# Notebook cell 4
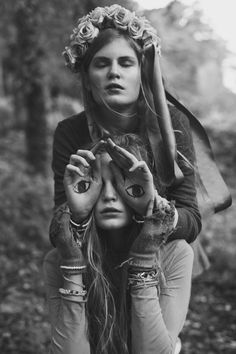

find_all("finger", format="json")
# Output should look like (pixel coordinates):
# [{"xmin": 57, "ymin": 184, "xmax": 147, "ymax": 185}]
[
  {"xmin": 91, "ymin": 154, "xmax": 102, "ymax": 181},
  {"xmin": 65, "ymin": 164, "xmax": 85, "ymax": 177},
  {"xmin": 129, "ymin": 160, "xmax": 150, "ymax": 174},
  {"xmin": 75, "ymin": 149, "xmax": 96, "ymax": 162},
  {"xmin": 146, "ymin": 198, "xmax": 155, "ymax": 217},
  {"xmin": 106, "ymin": 141, "xmax": 136, "ymax": 170},
  {"xmin": 107, "ymin": 138, "xmax": 137, "ymax": 162},
  {"xmin": 70, "ymin": 154, "xmax": 90, "ymax": 167},
  {"xmin": 90, "ymin": 140, "xmax": 105, "ymax": 155},
  {"xmin": 107, "ymin": 148, "xmax": 131, "ymax": 170}
]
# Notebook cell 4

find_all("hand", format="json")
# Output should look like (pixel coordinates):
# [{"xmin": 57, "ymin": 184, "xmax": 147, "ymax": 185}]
[
  {"xmin": 49, "ymin": 203, "xmax": 85, "ymax": 269},
  {"xmin": 106, "ymin": 138, "xmax": 155, "ymax": 216},
  {"xmin": 128, "ymin": 192, "xmax": 176, "ymax": 270},
  {"xmin": 63, "ymin": 141, "xmax": 104, "ymax": 222}
]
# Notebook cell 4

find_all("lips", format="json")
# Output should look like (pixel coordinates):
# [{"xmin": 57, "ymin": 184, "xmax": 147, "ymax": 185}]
[
  {"xmin": 101, "ymin": 207, "xmax": 122, "ymax": 214},
  {"xmin": 106, "ymin": 83, "xmax": 124, "ymax": 90}
]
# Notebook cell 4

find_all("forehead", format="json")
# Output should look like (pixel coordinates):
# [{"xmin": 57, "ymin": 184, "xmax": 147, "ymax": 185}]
[{"xmin": 92, "ymin": 37, "xmax": 138, "ymax": 60}]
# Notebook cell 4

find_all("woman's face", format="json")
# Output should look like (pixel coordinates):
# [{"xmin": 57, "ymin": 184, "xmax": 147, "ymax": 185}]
[
  {"xmin": 87, "ymin": 37, "xmax": 141, "ymax": 113},
  {"xmin": 94, "ymin": 152, "xmax": 133, "ymax": 230}
]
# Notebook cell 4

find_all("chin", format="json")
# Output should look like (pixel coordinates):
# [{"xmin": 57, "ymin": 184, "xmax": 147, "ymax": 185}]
[{"xmin": 96, "ymin": 219, "xmax": 130, "ymax": 230}]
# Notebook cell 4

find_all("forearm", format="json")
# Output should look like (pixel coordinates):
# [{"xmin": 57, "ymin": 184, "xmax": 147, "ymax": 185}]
[
  {"xmin": 130, "ymin": 240, "xmax": 193, "ymax": 354},
  {"xmin": 49, "ymin": 297, "xmax": 90, "ymax": 354},
  {"xmin": 44, "ymin": 251, "xmax": 90, "ymax": 354},
  {"xmin": 131, "ymin": 286, "xmax": 174, "ymax": 354}
]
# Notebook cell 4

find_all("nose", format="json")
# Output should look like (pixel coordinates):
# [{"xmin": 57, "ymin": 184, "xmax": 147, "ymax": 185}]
[
  {"xmin": 107, "ymin": 61, "xmax": 120, "ymax": 79},
  {"xmin": 102, "ymin": 181, "xmax": 117, "ymax": 201}
]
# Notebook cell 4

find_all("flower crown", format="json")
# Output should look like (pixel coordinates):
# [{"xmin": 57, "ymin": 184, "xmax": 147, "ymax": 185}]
[{"xmin": 63, "ymin": 4, "xmax": 161, "ymax": 73}]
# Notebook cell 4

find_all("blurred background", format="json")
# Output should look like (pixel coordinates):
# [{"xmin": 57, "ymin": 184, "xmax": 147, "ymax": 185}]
[{"xmin": 0, "ymin": 0, "xmax": 235, "ymax": 353}]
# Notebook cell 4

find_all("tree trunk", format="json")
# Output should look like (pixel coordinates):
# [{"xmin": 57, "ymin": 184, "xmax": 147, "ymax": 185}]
[{"xmin": 14, "ymin": 0, "xmax": 48, "ymax": 175}]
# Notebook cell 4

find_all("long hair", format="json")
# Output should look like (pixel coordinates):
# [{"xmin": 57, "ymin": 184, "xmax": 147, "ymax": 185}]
[{"xmin": 82, "ymin": 134, "xmax": 151, "ymax": 354}]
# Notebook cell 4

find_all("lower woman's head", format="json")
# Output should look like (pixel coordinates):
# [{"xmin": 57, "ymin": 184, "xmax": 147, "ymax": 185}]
[
  {"xmin": 93, "ymin": 149, "xmax": 133, "ymax": 230},
  {"xmin": 93, "ymin": 134, "xmax": 151, "ymax": 231}
]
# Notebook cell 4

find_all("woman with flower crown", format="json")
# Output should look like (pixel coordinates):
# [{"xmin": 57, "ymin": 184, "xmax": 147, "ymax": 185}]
[{"xmin": 43, "ymin": 4, "xmax": 231, "ymax": 354}]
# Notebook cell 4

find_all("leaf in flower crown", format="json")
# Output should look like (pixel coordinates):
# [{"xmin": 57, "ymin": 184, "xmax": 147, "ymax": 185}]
[
  {"xmin": 142, "ymin": 30, "xmax": 161, "ymax": 51},
  {"xmin": 70, "ymin": 42, "xmax": 88, "ymax": 58},
  {"xmin": 63, "ymin": 47, "xmax": 76, "ymax": 65}
]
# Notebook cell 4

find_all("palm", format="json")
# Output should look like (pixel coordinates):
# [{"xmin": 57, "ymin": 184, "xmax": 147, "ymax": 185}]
[
  {"xmin": 64, "ymin": 148, "xmax": 102, "ymax": 221},
  {"xmin": 107, "ymin": 139, "xmax": 155, "ymax": 216}
]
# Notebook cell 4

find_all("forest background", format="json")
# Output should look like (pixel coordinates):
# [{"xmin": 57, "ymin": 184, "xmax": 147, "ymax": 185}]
[{"xmin": 0, "ymin": 0, "xmax": 235, "ymax": 353}]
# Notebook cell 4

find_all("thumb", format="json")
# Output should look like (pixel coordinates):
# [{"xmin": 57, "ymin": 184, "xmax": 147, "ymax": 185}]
[
  {"xmin": 146, "ymin": 197, "xmax": 154, "ymax": 217},
  {"xmin": 92, "ymin": 155, "xmax": 101, "ymax": 182}
]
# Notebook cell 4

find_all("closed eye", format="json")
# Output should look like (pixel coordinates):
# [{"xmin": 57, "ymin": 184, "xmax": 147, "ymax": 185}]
[
  {"xmin": 125, "ymin": 184, "xmax": 145, "ymax": 198},
  {"xmin": 92, "ymin": 57, "xmax": 110, "ymax": 68},
  {"xmin": 73, "ymin": 180, "xmax": 91, "ymax": 194},
  {"xmin": 119, "ymin": 57, "xmax": 137, "ymax": 67}
]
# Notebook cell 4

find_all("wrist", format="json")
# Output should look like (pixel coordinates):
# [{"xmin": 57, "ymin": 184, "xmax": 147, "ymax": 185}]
[
  {"xmin": 70, "ymin": 211, "xmax": 90, "ymax": 224},
  {"xmin": 63, "ymin": 273, "xmax": 83, "ymax": 289}
]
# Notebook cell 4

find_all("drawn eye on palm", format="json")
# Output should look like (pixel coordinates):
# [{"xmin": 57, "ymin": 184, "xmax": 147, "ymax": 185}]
[
  {"xmin": 64, "ymin": 145, "xmax": 103, "ymax": 218},
  {"xmin": 106, "ymin": 139, "xmax": 155, "ymax": 215}
]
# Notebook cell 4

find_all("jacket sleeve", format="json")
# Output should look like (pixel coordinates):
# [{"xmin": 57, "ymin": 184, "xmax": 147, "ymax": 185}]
[
  {"xmin": 43, "ymin": 249, "xmax": 90, "ymax": 354},
  {"xmin": 166, "ymin": 107, "xmax": 202, "ymax": 243},
  {"xmin": 52, "ymin": 113, "xmax": 90, "ymax": 209}
]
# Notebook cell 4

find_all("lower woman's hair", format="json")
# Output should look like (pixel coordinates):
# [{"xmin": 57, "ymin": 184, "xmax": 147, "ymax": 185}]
[{"xmin": 83, "ymin": 133, "xmax": 150, "ymax": 354}]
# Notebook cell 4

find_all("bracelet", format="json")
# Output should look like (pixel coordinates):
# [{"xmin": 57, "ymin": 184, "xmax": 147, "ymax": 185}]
[
  {"xmin": 128, "ymin": 269, "xmax": 160, "ymax": 289},
  {"xmin": 60, "ymin": 265, "xmax": 87, "ymax": 271},
  {"xmin": 70, "ymin": 215, "xmax": 91, "ymax": 230},
  {"xmin": 59, "ymin": 288, "xmax": 87, "ymax": 297}
]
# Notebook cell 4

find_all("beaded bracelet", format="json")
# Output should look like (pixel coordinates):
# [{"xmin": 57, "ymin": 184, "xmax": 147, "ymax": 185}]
[
  {"xmin": 60, "ymin": 265, "xmax": 87, "ymax": 276},
  {"xmin": 59, "ymin": 288, "xmax": 87, "ymax": 297},
  {"xmin": 70, "ymin": 217, "xmax": 91, "ymax": 230}
]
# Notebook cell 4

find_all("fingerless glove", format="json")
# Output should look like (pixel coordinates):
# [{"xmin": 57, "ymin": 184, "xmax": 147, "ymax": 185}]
[{"xmin": 129, "ymin": 198, "xmax": 176, "ymax": 270}]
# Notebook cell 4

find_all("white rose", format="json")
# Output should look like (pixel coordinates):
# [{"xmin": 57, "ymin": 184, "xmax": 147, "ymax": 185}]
[
  {"xmin": 76, "ymin": 20, "xmax": 99, "ymax": 44},
  {"xmin": 105, "ymin": 4, "xmax": 122, "ymax": 18},
  {"xmin": 89, "ymin": 7, "xmax": 107, "ymax": 28},
  {"xmin": 128, "ymin": 16, "xmax": 145, "ymax": 40}
]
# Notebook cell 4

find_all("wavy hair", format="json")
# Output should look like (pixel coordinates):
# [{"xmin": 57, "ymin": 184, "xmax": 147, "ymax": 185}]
[{"xmin": 82, "ymin": 134, "xmax": 150, "ymax": 354}]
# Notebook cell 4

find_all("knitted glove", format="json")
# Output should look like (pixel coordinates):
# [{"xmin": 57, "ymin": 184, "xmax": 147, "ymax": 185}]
[
  {"xmin": 49, "ymin": 203, "xmax": 87, "ymax": 273},
  {"xmin": 128, "ymin": 197, "xmax": 176, "ymax": 270}
]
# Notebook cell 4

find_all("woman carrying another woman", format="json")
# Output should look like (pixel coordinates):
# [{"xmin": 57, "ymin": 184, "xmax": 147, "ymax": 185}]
[{"xmin": 44, "ymin": 4, "xmax": 203, "ymax": 353}]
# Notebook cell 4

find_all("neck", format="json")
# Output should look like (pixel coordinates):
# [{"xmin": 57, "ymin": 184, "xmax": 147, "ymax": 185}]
[
  {"xmin": 100, "ymin": 225, "xmax": 132, "ymax": 253},
  {"xmin": 96, "ymin": 105, "xmax": 139, "ymax": 134}
]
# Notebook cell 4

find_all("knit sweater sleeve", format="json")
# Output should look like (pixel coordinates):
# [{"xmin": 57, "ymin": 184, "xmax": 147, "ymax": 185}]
[{"xmin": 166, "ymin": 106, "xmax": 202, "ymax": 243}]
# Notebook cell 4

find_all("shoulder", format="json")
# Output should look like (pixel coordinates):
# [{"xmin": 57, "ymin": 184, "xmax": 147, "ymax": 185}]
[
  {"xmin": 57, "ymin": 111, "xmax": 88, "ymax": 131},
  {"xmin": 54, "ymin": 111, "xmax": 91, "ymax": 148}
]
